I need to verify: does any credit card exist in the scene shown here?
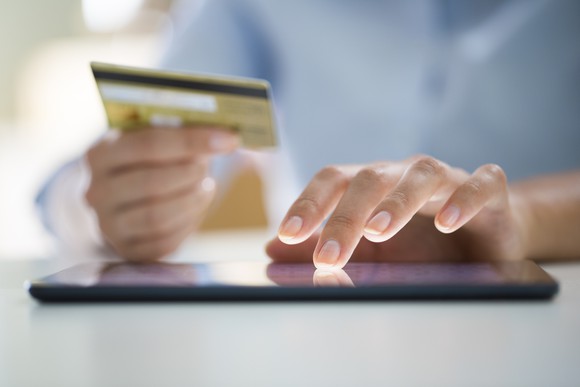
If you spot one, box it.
[91,62,277,148]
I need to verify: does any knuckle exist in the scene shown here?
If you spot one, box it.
[326,213,357,231]
[463,180,483,197]
[387,190,411,212]
[482,163,507,185]
[407,153,429,163]
[411,156,444,178]
[355,166,389,185]
[316,165,347,183]
[293,196,322,214]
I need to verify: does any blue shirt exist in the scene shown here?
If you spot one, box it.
[161,0,580,187]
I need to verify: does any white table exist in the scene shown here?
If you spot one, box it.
[1,230,580,387]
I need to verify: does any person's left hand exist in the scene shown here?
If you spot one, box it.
[266,155,530,268]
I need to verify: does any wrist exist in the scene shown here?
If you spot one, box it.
[508,186,536,260]
[507,171,580,261]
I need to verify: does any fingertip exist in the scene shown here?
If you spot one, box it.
[435,222,456,234]
[277,232,310,246]
[313,260,336,270]
[278,235,307,245]
[313,261,347,270]
[362,231,389,243]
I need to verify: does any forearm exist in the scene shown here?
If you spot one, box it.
[512,170,580,261]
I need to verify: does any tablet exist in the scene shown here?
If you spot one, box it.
[26,260,558,302]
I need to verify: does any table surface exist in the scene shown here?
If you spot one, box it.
[1,230,580,387]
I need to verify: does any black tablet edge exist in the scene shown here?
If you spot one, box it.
[26,282,559,303]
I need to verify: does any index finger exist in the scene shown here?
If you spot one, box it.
[277,165,360,245]
[88,126,239,173]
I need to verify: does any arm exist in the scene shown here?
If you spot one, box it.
[514,170,580,261]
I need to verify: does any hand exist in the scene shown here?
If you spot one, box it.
[85,127,238,261]
[267,155,529,268]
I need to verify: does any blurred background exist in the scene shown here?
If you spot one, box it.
[0,0,267,259]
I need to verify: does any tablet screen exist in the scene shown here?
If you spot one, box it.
[37,260,551,288]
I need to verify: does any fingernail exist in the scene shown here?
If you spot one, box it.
[439,205,460,229]
[364,211,391,235]
[210,133,238,151]
[279,216,303,240]
[200,177,216,192]
[316,240,340,268]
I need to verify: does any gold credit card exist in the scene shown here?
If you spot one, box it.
[91,62,277,148]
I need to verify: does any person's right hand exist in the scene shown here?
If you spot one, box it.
[84,126,239,261]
